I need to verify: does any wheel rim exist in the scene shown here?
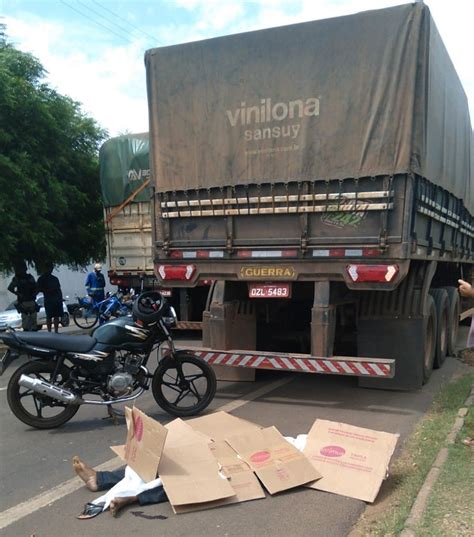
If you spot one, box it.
[14,370,71,421]
[74,307,97,328]
[159,361,212,411]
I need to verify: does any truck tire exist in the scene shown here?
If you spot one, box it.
[441,286,460,356]
[429,288,449,368]
[422,294,437,383]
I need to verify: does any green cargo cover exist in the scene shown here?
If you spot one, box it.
[145,3,472,213]
[100,133,150,208]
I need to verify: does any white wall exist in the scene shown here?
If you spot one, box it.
[0,263,115,311]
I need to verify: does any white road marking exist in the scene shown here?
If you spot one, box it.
[0,375,293,530]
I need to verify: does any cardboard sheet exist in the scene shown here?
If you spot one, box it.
[165,418,213,447]
[304,420,399,502]
[186,410,261,441]
[110,406,167,482]
[227,426,321,494]
[159,441,236,510]
[173,440,266,514]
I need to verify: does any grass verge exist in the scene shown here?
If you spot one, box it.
[415,397,474,536]
[350,372,473,537]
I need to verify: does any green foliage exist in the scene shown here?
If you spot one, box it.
[0,30,107,272]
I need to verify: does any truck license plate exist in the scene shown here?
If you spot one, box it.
[248,283,291,298]
[159,289,172,297]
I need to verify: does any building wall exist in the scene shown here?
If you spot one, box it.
[0,264,115,311]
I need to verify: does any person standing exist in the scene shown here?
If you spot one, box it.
[458,279,474,348]
[85,263,106,303]
[37,263,63,333]
[7,261,38,331]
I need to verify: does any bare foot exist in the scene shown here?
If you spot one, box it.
[72,456,98,492]
[109,496,138,517]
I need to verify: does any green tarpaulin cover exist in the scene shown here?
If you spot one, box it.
[145,3,472,213]
[100,133,150,208]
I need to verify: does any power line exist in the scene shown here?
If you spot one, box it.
[77,0,141,43]
[60,0,133,45]
[92,0,158,47]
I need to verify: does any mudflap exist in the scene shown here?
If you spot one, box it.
[357,317,424,391]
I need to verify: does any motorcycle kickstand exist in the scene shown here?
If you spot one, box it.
[103,405,125,425]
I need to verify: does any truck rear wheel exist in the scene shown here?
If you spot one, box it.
[422,295,437,383]
[429,288,449,368]
[442,286,460,356]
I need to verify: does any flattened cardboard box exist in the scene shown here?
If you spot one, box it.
[159,441,236,511]
[174,440,266,514]
[110,406,167,482]
[186,410,262,442]
[165,417,213,447]
[227,426,321,494]
[162,417,265,513]
[304,420,399,502]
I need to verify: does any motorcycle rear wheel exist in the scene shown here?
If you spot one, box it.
[72,306,98,329]
[7,361,79,429]
[152,352,217,417]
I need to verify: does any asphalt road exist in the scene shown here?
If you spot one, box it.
[0,328,470,537]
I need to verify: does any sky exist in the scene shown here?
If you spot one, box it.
[2,0,474,138]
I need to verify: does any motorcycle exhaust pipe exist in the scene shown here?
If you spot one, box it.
[19,375,82,404]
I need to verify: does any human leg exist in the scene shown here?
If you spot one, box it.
[108,483,167,517]
[21,311,37,331]
[96,468,127,490]
[137,485,168,506]
[73,456,126,492]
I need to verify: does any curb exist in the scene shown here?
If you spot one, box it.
[399,383,474,537]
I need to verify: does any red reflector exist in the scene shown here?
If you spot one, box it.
[157,264,196,281]
[346,264,399,283]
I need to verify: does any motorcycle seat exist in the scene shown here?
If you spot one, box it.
[15,332,97,353]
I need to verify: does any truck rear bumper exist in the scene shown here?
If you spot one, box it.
[182,347,395,378]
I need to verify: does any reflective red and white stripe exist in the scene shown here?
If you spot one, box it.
[312,248,382,257]
[169,250,224,259]
[175,321,203,330]
[185,348,394,378]
[167,248,383,259]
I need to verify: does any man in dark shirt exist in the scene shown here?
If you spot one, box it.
[7,261,38,331]
[38,263,63,333]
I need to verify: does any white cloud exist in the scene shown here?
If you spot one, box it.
[4,0,473,137]
[5,14,149,136]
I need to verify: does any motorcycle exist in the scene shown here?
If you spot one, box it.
[72,292,132,329]
[0,291,216,429]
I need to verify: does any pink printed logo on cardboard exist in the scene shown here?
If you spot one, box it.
[133,415,144,442]
[250,450,271,464]
[320,445,345,457]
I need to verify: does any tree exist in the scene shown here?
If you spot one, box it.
[0,26,107,272]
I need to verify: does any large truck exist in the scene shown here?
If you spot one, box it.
[99,133,209,330]
[145,3,473,389]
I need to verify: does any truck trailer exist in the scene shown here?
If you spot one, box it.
[99,133,209,330]
[145,3,473,389]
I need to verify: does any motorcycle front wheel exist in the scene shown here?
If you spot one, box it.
[152,352,217,417]
[7,361,79,429]
[72,306,98,329]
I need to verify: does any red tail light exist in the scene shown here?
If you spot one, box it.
[157,264,196,281]
[346,264,399,283]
